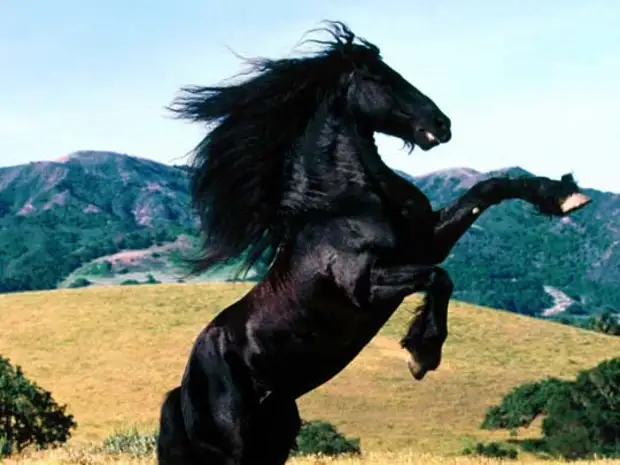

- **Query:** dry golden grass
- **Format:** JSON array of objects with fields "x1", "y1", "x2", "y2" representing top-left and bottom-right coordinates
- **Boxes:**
[
  {"x1": 1, "y1": 282, "x2": 619, "y2": 457},
  {"x1": 5, "y1": 448, "x2": 620, "y2": 465}
]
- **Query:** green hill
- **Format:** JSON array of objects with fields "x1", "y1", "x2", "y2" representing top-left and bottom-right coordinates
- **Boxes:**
[{"x1": 1, "y1": 151, "x2": 619, "y2": 322}]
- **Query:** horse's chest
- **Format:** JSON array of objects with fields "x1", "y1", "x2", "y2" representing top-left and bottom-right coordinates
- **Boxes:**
[{"x1": 388, "y1": 213, "x2": 435, "y2": 262}]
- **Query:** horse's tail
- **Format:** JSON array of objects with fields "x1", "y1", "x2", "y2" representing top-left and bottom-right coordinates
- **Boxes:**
[{"x1": 157, "y1": 386, "x2": 193, "y2": 465}]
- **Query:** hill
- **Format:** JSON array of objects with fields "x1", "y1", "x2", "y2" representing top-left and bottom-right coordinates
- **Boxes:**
[
  {"x1": 1, "y1": 150, "x2": 619, "y2": 320},
  {"x1": 1, "y1": 283, "x2": 619, "y2": 456},
  {"x1": 0, "y1": 151, "x2": 197, "y2": 292}
]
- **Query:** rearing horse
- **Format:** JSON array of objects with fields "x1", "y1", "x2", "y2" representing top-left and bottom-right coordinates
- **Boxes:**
[{"x1": 157, "y1": 21, "x2": 590, "y2": 465}]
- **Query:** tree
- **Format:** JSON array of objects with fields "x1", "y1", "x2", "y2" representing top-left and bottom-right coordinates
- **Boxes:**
[
  {"x1": 144, "y1": 274, "x2": 161, "y2": 284},
  {"x1": 480, "y1": 358, "x2": 620, "y2": 460},
  {"x1": 481, "y1": 377, "x2": 571, "y2": 430},
  {"x1": 0, "y1": 356, "x2": 77, "y2": 457},
  {"x1": 584, "y1": 312, "x2": 620, "y2": 336}
]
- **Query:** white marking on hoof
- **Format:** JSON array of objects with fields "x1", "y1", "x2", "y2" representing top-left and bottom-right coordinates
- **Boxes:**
[
  {"x1": 407, "y1": 358, "x2": 427, "y2": 381},
  {"x1": 472, "y1": 207, "x2": 480, "y2": 214},
  {"x1": 560, "y1": 193, "x2": 591, "y2": 213}
]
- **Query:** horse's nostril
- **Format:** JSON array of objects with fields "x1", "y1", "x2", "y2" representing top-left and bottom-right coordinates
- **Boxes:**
[{"x1": 435, "y1": 116, "x2": 451, "y2": 132}]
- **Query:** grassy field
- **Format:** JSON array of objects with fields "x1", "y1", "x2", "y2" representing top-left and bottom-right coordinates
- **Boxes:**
[
  {"x1": 1, "y1": 282, "x2": 620, "y2": 460},
  {"x1": 5, "y1": 448, "x2": 620, "y2": 465}
]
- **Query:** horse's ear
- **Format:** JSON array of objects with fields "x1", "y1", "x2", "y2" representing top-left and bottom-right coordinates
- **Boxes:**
[{"x1": 561, "y1": 173, "x2": 575, "y2": 184}]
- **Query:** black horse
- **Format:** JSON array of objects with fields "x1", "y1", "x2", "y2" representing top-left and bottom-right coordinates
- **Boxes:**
[{"x1": 157, "y1": 21, "x2": 591, "y2": 465}]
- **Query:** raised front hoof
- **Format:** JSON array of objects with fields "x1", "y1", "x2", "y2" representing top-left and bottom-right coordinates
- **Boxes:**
[
  {"x1": 407, "y1": 358, "x2": 429, "y2": 380},
  {"x1": 559, "y1": 192, "x2": 591, "y2": 214},
  {"x1": 406, "y1": 351, "x2": 441, "y2": 381}
]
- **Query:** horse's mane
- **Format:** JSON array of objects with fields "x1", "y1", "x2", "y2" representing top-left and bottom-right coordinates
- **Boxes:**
[{"x1": 169, "y1": 21, "x2": 382, "y2": 277}]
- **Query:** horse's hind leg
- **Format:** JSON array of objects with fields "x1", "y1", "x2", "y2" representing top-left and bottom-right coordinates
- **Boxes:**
[
  {"x1": 243, "y1": 393, "x2": 301, "y2": 465},
  {"x1": 157, "y1": 386, "x2": 195, "y2": 465},
  {"x1": 157, "y1": 326, "x2": 257, "y2": 465}
]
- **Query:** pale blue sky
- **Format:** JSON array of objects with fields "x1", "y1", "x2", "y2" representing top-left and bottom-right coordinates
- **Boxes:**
[{"x1": 1, "y1": 0, "x2": 618, "y2": 192}]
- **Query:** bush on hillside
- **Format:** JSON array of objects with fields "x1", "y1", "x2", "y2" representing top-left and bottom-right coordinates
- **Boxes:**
[
  {"x1": 85, "y1": 260, "x2": 114, "y2": 277},
  {"x1": 0, "y1": 355, "x2": 77, "y2": 457},
  {"x1": 480, "y1": 357, "x2": 620, "y2": 460},
  {"x1": 119, "y1": 275, "x2": 161, "y2": 286},
  {"x1": 462, "y1": 441, "x2": 518, "y2": 459},
  {"x1": 68, "y1": 277, "x2": 92, "y2": 288},
  {"x1": 101, "y1": 428, "x2": 157, "y2": 457},
  {"x1": 145, "y1": 274, "x2": 161, "y2": 284},
  {"x1": 583, "y1": 311, "x2": 620, "y2": 336},
  {"x1": 293, "y1": 419, "x2": 361, "y2": 457},
  {"x1": 481, "y1": 377, "x2": 572, "y2": 430}
]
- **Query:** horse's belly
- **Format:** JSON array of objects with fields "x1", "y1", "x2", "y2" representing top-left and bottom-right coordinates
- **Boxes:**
[
  {"x1": 250, "y1": 308, "x2": 388, "y2": 397},
  {"x1": 289, "y1": 341, "x2": 372, "y2": 396}
]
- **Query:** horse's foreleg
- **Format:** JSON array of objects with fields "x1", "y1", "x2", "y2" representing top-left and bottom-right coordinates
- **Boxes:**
[
  {"x1": 428, "y1": 174, "x2": 591, "y2": 263},
  {"x1": 370, "y1": 264, "x2": 453, "y2": 380}
]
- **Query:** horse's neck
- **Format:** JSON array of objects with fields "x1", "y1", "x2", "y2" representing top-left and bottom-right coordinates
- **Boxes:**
[
  {"x1": 341, "y1": 127, "x2": 434, "y2": 218},
  {"x1": 283, "y1": 110, "x2": 371, "y2": 209},
  {"x1": 363, "y1": 149, "x2": 433, "y2": 215},
  {"x1": 283, "y1": 107, "x2": 432, "y2": 219}
]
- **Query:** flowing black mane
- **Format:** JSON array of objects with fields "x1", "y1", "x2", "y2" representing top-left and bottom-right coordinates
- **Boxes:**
[{"x1": 169, "y1": 21, "x2": 382, "y2": 276}]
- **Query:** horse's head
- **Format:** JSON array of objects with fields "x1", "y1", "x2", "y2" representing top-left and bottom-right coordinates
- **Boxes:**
[{"x1": 339, "y1": 38, "x2": 451, "y2": 151}]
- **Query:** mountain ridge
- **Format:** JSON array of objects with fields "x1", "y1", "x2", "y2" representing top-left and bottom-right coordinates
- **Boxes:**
[{"x1": 1, "y1": 150, "x2": 618, "y2": 321}]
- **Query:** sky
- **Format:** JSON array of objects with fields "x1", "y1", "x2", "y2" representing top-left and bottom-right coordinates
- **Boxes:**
[{"x1": 1, "y1": 0, "x2": 619, "y2": 192}]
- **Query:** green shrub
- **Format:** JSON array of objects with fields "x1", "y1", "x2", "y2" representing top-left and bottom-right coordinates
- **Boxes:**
[
  {"x1": 145, "y1": 274, "x2": 161, "y2": 284},
  {"x1": 0, "y1": 355, "x2": 77, "y2": 457},
  {"x1": 540, "y1": 358, "x2": 620, "y2": 459},
  {"x1": 293, "y1": 419, "x2": 361, "y2": 457},
  {"x1": 462, "y1": 441, "x2": 518, "y2": 459},
  {"x1": 583, "y1": 311, "x2": 620, "y2": 336},
  {"x1": 0, "y1": 435, "x2": 11, "y2": 458},
  {"x1": 85, "y1": 260, "x2": 114, "y2": 277},
  {"x1": 480, "y1": 357, "x2": 620, "y2": 460},
  {"x1": 101, "y1": 428, "x2": 157, "y2": 457},
  {"x1": 68, "y1": 277, "x2": 92, "y2": 288},
  {"x1": 481, "y1": 377, "x2": 571, "y2": 431}
]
